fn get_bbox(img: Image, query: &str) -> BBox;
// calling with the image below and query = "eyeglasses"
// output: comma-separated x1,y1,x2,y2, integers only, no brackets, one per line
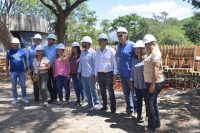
117,33,127,38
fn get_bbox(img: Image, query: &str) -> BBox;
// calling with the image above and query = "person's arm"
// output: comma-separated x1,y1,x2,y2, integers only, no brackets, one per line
111,48,118,81
91,51,96,82
94,51,98,77
66,57,71,79
149,54,162,93
6,51,10,78
77,53,82,80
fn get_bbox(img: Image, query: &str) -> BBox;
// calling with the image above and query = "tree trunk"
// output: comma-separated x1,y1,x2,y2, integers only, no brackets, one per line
55,16,67,43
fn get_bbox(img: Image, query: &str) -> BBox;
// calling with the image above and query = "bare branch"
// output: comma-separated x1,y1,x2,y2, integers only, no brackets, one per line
39,0,59,15
51,0,64,14
64,0,87,16
65,0,71,8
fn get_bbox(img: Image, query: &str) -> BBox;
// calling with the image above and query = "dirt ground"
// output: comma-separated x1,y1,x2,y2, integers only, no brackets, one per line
0,75,199,133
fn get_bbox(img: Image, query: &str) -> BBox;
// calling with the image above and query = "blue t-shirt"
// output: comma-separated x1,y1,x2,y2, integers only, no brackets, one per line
6,48,26,72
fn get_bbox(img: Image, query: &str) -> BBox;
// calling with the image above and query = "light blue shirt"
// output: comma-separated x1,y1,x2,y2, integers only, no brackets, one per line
116,40,136,78
44,44,57,67
26,44,37,70
78,48,96,77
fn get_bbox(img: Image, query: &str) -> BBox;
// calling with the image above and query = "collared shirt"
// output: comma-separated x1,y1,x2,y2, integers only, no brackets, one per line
6,48,26,72
26,44,37,70
116,40,136,78
44,44,57,67
144,53,165,83
132,59,145,89
78,48,96,77
95,46,118,76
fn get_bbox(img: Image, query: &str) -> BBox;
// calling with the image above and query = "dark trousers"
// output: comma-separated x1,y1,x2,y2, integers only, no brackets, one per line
55,75,70,101
146,82,164,132
47,68,57,100
97,72,116,111
135,88,148,117
33,82,40,101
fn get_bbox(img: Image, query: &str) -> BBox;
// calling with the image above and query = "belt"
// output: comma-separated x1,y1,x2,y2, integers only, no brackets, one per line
98,71,113,74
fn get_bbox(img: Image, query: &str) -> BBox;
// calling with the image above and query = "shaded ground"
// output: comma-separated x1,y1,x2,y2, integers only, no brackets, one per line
0,75,199,133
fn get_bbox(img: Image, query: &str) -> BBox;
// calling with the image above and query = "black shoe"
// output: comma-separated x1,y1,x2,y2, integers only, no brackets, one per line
48,99,56,103
99,107,108,111
111,110,116,114
137,116,143,123
126,110,133,115
34,99,39,102
75,101,81,106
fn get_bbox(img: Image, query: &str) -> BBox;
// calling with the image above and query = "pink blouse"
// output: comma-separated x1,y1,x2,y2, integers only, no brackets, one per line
54,57,70,77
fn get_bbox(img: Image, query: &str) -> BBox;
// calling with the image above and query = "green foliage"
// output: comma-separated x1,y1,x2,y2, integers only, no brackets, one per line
184,0,200,8
111,13,148,41
100,19,111,34
66,3,100,45
156,26,192,45
183,13,200,44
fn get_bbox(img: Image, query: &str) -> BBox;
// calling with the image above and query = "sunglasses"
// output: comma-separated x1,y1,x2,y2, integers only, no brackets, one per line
98,39,107,42
117,33,127,38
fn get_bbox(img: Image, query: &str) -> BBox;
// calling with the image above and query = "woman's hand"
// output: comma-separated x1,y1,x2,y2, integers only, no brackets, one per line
149,83,155,93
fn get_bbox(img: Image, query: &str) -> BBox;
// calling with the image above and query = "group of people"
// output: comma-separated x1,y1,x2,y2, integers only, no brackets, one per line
6,27,164,133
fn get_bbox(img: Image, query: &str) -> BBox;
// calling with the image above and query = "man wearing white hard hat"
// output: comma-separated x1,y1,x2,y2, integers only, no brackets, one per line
77,36,99,110
94,33,118,114
143,34,164,133
69,42,85,106
6,38,29,104
44,33,57,103
130,40,148,122
32,45,50,106
27,33,42,102
116,27,137,115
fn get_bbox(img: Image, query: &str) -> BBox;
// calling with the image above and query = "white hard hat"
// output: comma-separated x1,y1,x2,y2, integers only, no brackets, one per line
117,27,128,34
143,34,156,44
33,34,42,39
35,45,44,51
98,33,109,41
81,36,93,44
71,42,80,47
134,40,145,48
56,43,65,49
47,34,56,40
10,38,20,44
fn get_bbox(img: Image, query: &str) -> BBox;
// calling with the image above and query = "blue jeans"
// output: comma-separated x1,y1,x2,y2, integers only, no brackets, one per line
71,74,84,102
97,72,116,111
146,82,164,132
10,72,27,98
120,77,133,112
55,75,70,101
135,88,148,117
81,76,99,108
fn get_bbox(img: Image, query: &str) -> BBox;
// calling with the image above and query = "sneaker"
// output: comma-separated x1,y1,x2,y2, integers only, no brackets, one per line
57,100,63,105
99,107,108,111
43,102,49,107
93,104,100,110
11,98,19,104
22,97,29,104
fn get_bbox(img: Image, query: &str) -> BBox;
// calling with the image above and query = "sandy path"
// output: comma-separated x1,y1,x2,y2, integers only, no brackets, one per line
0,77,199,133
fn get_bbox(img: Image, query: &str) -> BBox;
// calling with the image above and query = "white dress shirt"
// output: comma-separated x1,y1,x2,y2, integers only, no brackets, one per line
95,46,118,76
